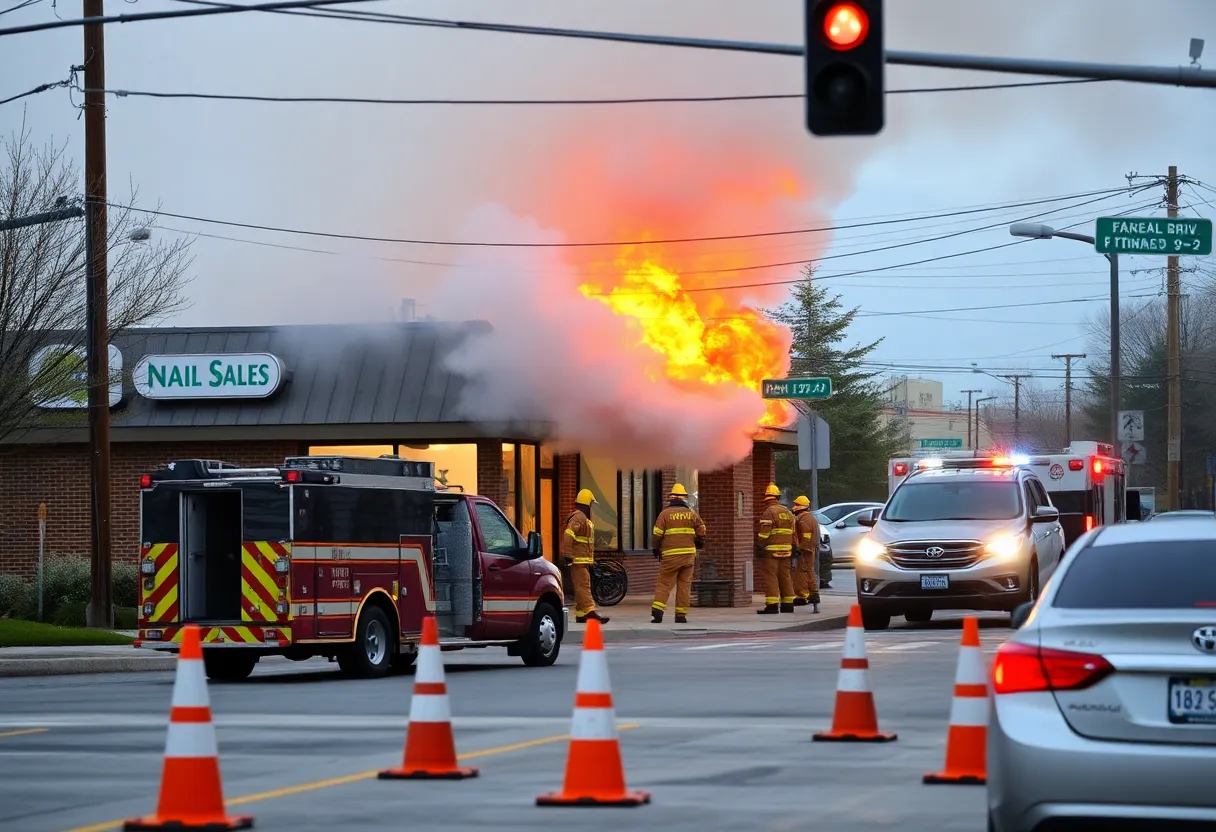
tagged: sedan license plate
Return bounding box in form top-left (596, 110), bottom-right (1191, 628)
top-left (1168, 677), bottom-right (1216, 724)
top-left (920, 574), bottom-right (949, 590)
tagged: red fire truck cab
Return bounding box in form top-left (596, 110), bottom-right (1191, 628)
top-left (134, 455), bottom-right (567, 681)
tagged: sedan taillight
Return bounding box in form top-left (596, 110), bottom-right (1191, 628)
top-left (992, 642), bottom-right (1114, 695)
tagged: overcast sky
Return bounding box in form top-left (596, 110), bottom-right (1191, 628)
top-left (5, 0), bottom-right (1215, 418)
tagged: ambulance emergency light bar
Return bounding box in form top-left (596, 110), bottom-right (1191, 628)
top-left (910, 455), bottom-right (1107, 477)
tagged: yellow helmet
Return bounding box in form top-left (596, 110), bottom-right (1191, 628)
top-left (575, 488), bottom-right (596, 506)
top-left (669, 483), bottom-right (688, 497)
top-left (793, 495), bottom-right (810, 508)
top-left (764, 483), bottom-right (781, 498)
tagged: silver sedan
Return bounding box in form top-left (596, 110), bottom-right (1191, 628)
top-left (988, 519), bottom-right (1216, 831)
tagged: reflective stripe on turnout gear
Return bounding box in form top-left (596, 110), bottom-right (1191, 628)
top-left (561, 509), bottom-right (595, 565)
top-left (757, 500), bottom-right (795, 555)
top-left (651, 502), bottom-right (706, 558)
top-left (794, 509), bottom-right (820, 552)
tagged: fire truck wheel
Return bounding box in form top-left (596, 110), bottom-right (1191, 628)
top-left (337, 605), bottom-right (395, 678)
top-left (518, 601), bottom-right (562, 667)
top-left (202, 650), bottom-right (258, 682)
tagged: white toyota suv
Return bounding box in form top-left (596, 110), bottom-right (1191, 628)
top-left (854, 457), bottom-right (1066, 630)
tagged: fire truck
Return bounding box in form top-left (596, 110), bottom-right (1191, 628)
top-left (134, 455), bottom-right (567, 681)
top-left (888, 441), bottom-right (1130, 546)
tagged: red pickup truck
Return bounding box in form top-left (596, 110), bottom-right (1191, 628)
top-left (134, 454), bottom-right (567, 680)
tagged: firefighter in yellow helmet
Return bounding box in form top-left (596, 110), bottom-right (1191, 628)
top-left (650, 483), bottom-right (707, 625)
top-left (755, 483), bottom-right (796, 614)
top-left (791, 495), bottom-right (822, 613)
top-left (561, 488), bottom-right (608, 624)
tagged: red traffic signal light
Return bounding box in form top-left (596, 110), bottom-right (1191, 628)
top-left (823, 2), bottom-right (869, 50)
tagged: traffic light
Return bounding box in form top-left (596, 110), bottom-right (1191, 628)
top-left (805, 0), bottom-right (884, 136)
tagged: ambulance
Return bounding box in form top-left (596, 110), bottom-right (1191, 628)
top-left (134, 455), bottom-right (567, 681)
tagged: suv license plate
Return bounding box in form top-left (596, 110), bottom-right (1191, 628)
top-left (920, 574), bottom-right (949, 590)
top-left (1168, 677), bottom-right (1216, 724)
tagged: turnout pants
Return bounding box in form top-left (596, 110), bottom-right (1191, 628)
top-left (652, 552), bottom-right (696, 616)
top-left (792, 551), bottom-right (820, 603)
top-left (569, 562), bottom-right (596, 618)
top-left (757, 556), bottom-right (795, 606)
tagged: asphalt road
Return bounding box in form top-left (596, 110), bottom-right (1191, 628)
top-left (0, 608), bottom-right (1015, 832)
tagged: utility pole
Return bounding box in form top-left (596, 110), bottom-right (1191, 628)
top-left (1052, 354), bottom-right (1087, 445)
top-left (1166, 165), bottom-right (1182, 511)
top-left (962, 389), bottom-right (981, 449)
top-left (1002, 374), bottom-right (1032, 448)
top-left (83, 0), bottom-right (113, 628)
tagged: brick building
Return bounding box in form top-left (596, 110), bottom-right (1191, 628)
top-left (0, 322), bottom-right (794, 607)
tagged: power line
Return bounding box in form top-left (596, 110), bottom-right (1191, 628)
top-left (853, 292), bottom-right (1159, 319)
top-left (0, 0), bottom-right (41, 16)
top-left (0, 0), bottom-right (382, 37)
top-left (82, 78), bottom-right (1107, 107)
top-left (118, 185), bottom-right (1141, 249)
top-left (0, 73), bottom-right (74, 106)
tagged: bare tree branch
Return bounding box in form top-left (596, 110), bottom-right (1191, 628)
top-left (0, 124), bottom-right (193, 443)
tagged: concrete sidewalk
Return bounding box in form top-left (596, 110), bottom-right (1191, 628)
top-left (0, 589), bottom-right (856, 676)
top-left (570, 589), bottom-right (854, 643)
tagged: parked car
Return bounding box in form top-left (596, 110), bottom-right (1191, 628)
top-left (825, 506), bottom-right (883, 566)
top-left (988, 518), bottom-right (1216, 831)
top-left (1150, 509), bottom-right (1215, 521)
top-left (817, 501), bottom-right (884, 524)
top-left (812, 509), bottom-right (833, 561)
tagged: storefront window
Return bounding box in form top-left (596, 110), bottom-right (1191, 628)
top-left (395, 443), bottom-right (478, 493)
top-left (579, 454), bottom-right (618, 549)
top-left (502, 443), bottom-right (516, 526)
top-left (519, 444), bottom-right (537, 537)
top-left (309, 444), bottom-right (394, 458)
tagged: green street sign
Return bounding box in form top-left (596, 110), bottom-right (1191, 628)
top-left (1095, 216), bottom-right (1213, 256)
top-left (920, 438), bottom-right (963, 449)
top-left (761, 377), bottom-right (832, 400)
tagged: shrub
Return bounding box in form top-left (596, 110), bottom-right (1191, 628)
top-left (112, 562), bottom-right (138, 608)
top-left (1, 556), bottom-right (143, 624)
top-left (0, 573), bottom-right (36, 620)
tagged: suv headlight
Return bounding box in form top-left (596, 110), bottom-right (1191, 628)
top-left (984, 534), bottom-right (1023, 561)
top-left (855, 537), bottom-right (887, 564)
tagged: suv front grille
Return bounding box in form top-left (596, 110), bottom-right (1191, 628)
top-left (887, 540), bottom-right (983, 570)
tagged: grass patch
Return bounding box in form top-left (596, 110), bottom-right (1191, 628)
top-left (0, 618), bottom-right (134, 648)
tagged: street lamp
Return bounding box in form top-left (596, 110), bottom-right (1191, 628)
top-left (1010, 222), bottom-right (1120, 449)
top-left (974, 395), bottom-right (998, 451)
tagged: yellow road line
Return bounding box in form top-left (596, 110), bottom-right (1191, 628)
top-left (60, 724), bottom-right (641, 832)
top-left (0, 728), bottom-right (48, 739)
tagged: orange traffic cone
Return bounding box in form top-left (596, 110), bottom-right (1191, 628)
top-left (812, 604), bottom-right (898, 743)
top-left (536, 618), bottom-right (650, 807)
top-left (924, 617), bottom-right (988, 785)
top-left (123, 625), bottom-right (252, 831)
top-left (379, 616), bottom-right (478, 780)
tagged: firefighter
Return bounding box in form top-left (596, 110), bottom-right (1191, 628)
top-left (755, 483), bottom-right (796, 614)
top-left (561, 488), bottom-right (608, 624)
top-left (650, 483), bottom-right (707, 625)
top-left (791, 495), bottom-right (821, 613)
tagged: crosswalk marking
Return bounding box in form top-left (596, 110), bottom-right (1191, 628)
top-left (622, 632), bottom-right (1010, 655)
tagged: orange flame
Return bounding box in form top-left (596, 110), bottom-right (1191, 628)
top-left (579, 254), bottom-right (792, 427)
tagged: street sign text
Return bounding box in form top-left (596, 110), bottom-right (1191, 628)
top-left (1095, 216), bottom-right (1213, 256)
top-left (761, 377), bottom-right (832, 399)
top-left (919, 438), bottom-right (963, 449)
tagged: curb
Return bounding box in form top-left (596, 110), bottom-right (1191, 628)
top-left (0, 656), bottom-right (178, 677)
top-left (571, 612), bottom-right (851, 643)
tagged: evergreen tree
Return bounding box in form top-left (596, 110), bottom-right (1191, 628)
top-left (766, 265), bottom-right (906, 504)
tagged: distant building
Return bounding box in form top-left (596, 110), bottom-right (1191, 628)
top-left (881, 376), bottom-right (993, 455)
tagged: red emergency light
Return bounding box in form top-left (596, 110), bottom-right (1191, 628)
top-left (1092, 459), bottom-right (1104, 477)
top-left (284, 470), bottom-right (302, 483)
top-left (1068, 459), bottom-right (1084, 471)
top-left (140, 474), bottom-right (152, 488)
top-left (1085, 515), bottom-right (1095, 531)
top-left (893, 462), bottom-right (908, 476)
